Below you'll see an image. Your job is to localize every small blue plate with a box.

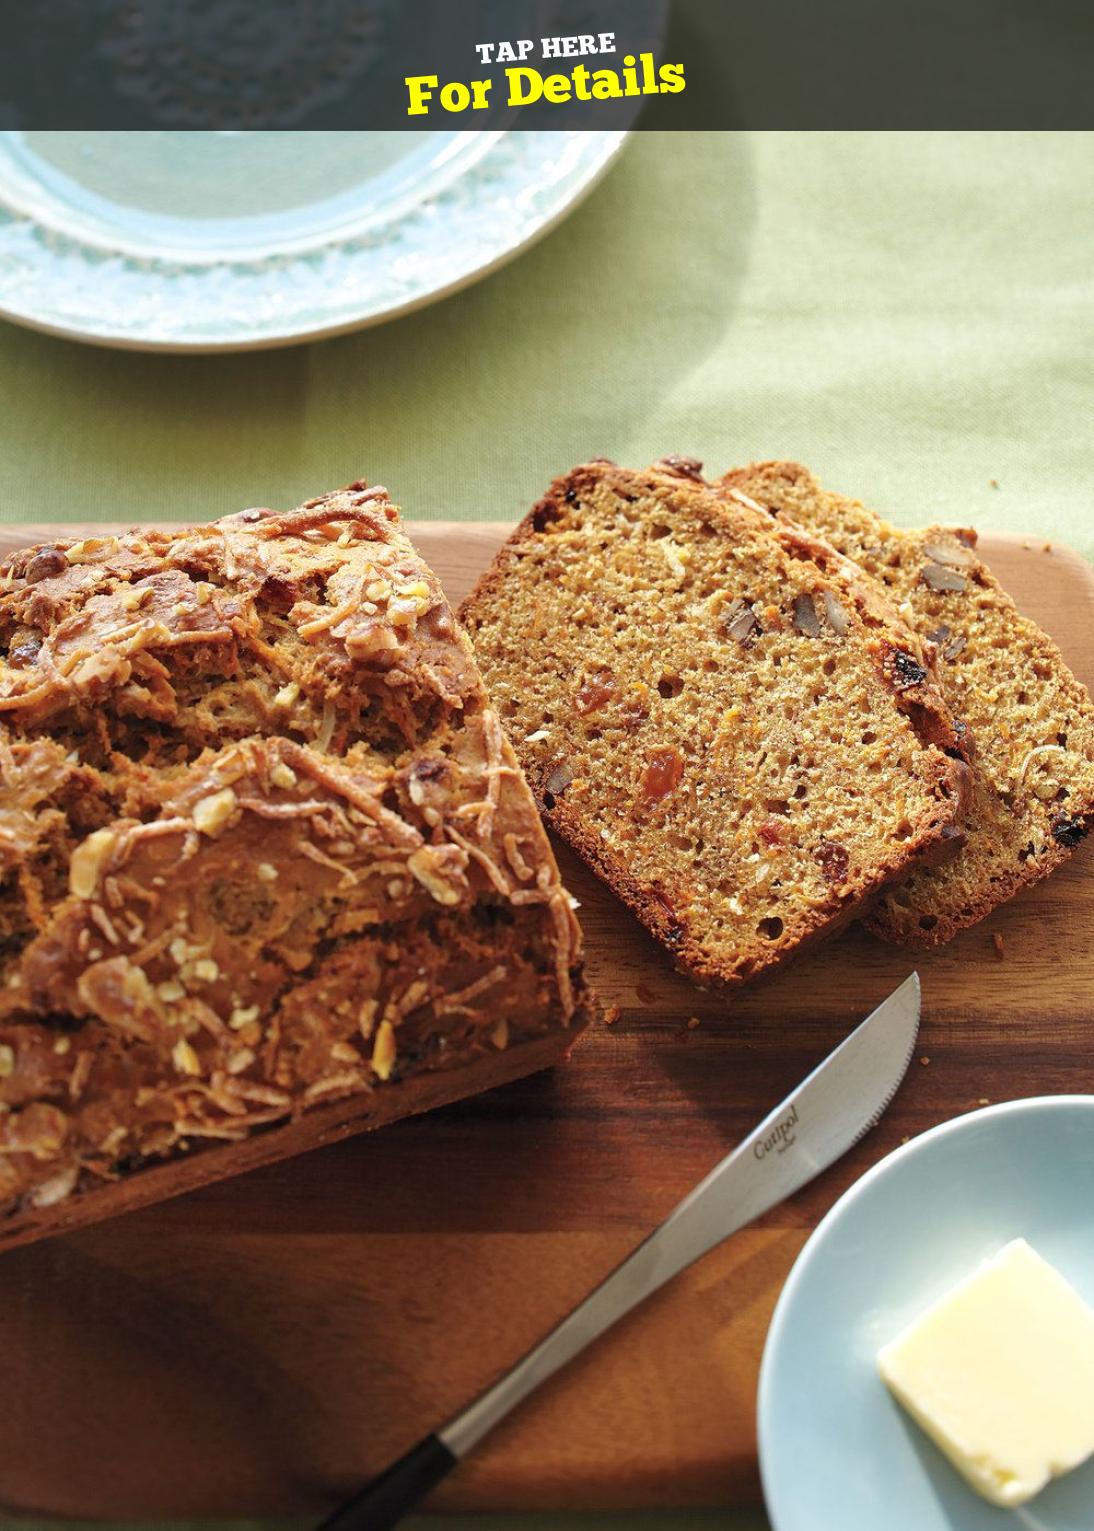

[759,1096,1094,1531]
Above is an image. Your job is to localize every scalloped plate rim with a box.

[0,131,629,353]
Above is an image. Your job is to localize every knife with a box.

[317,972,921,1531]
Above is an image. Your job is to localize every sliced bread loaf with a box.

[460,459,971,988]
[723,461,1094,944]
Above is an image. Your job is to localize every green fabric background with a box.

[1,132,1089,1531]
[2,132,1091,559]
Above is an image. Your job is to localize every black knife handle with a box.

[315,1433,457,1531]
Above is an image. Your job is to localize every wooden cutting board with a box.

[0,522,1092,1519]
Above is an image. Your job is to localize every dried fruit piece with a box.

[1051,813,1088,848]
[646,884,685,946]
[576,668,616,714]
[8,637,41,667]
[814,840,851,883]
[641,747,684,805]
[882,647,928,691]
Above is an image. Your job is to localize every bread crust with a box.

[0,485,592,1238]
[462,459,971,989]
[0,1027,579,1254]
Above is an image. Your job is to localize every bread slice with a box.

[722,461,1094,944]
[0,484,593,1247]
[460,458,971,988]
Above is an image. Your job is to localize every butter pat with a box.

[878,1239,1094,1506]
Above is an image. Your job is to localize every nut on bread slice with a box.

[461,458,972,988]
[723,460,1094,945]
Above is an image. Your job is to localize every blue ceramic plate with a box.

[759,1096,1094,1531]
[0,130,627,351]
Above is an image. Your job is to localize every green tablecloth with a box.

[2,132,1091,560]
[1,131,1090,1531]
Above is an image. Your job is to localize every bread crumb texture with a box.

[723,462,1094,944]
[0,485,589,1218]
[461,459,971,988]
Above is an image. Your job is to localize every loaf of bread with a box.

[0,484,592,1247]
[460,458,971,989]
[723,461,1094,944]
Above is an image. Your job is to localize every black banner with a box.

[0,0,1092,129]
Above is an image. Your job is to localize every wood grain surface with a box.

[0,522,1092,1518]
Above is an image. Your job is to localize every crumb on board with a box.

[603,1005,621,1027]
[686,1016,701,1030]
[992,931,1006,960]
[919,1056,930,1066]
[979,1097,990,1105]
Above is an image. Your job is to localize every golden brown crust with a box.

[723,461,1094,944]
[0,484,592,1228]
[461,459,970,989]
[0,1028,578,1254]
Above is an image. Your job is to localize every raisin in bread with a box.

[0,484,592,1243]
[723,461,1094,945]
[460,458,971,989]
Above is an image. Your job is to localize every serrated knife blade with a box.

[317,972,921,1531]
